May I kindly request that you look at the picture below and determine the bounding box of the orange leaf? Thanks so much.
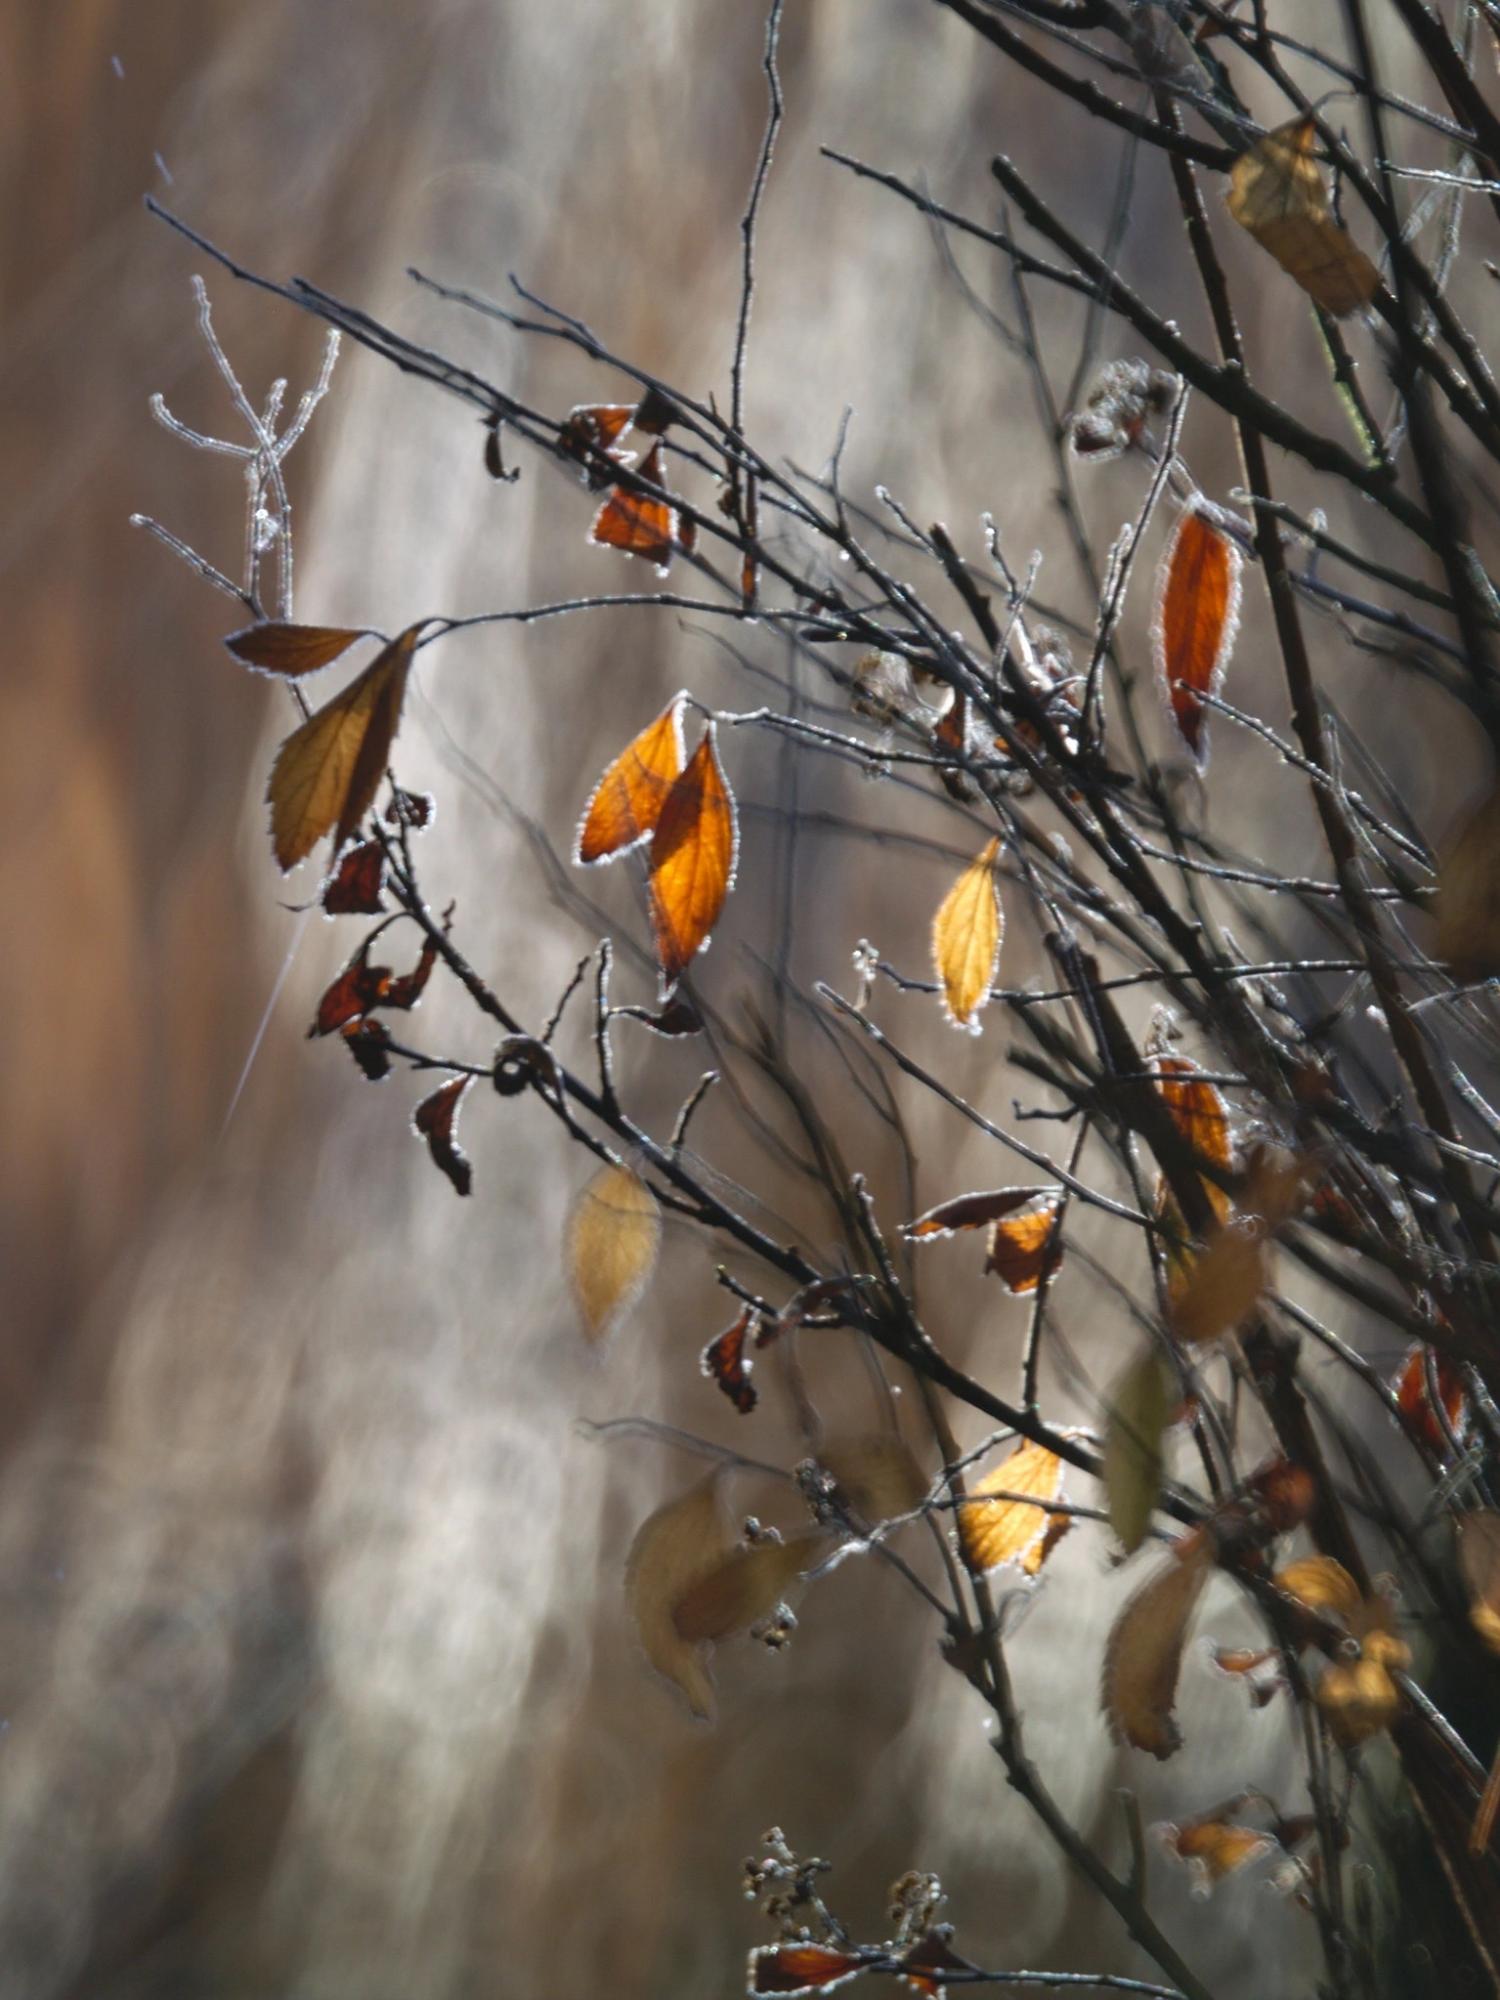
[1274,1555,1362,1622]
[932,836,1002,1031]
[648,724,738,993]
[1391,1342,1469,1455]
[574,695,685,866]
[1153,506,1241,767]
[1157,1816,1274,1893]
[985,1201,1063,1294]
[560,401,636,472]
[1102,1531,1213,1758]
[566,1161,661,1342]
[265,626,421,871]
[223,621,366,677]
[1227,118,1381,317]
[413,1076,473,1197]
[748,1943,866,1995]
[590,440,680,569]
[959,1438,1064,1573]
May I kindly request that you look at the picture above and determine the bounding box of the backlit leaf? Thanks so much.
[648,724,738,993]
[590,439,680,569]
[1157,1816,1274,1895]
[985,1201,1063,1294]
[224,621,366,677]
[321,838,387,915]
[932,836,1002,1031]
[1227,118,1380,317]
[959,1438,1064,1573]
[566,1161,661,1342]
[1152,506,1241,767]
[702,1308,759,1414]
[575,694,685,865]
[625,1475,729,1719]
[1105,1346,1174,1554]
[1275,1555,1362,1622]
[748,1943,866,1995]
[413,1076,473,1197]
[1102,1531,1213,1758]
[904,1186,1055,1240]
[266,626,421,871]
[672,1528,826,1644]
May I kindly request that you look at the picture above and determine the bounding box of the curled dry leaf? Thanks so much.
[574,694,685,865]
[1435,784,1500,980]
[559,401,636,484]
[566,1161,661,1342]
[223,621,366,677]
[1157,1817,1274,1896]
[1105,1346,1174,1554]
[625,1475,729,1719]
[1226,117,1381,317]
[748,1943,866,1995]
[648,723,738,994]
[322,838,387,915]
[958,1437,1065,1574]
[903,1185,1048,1239]
[931,837,1002,1031]
[413,1076,473,1197]
[590,439,681,569]
[1275,1554,1363,1623]
[341,1018,394,1082]
[1152,506,1241,767]
[815,1434,928,1524]
[702,1308,759,1414]
[266,625,421,871]
[1102,1531,1214,1758]
[672,1528,827,1645]
[1457,1510,1500,1654]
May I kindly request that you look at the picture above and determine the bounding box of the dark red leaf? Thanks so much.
[311,946,391,1036]
[322,840,387,915]
[384,940,438,1011]
[414,1076,473,1197]
[342,1018,394,1081]
[748,1943,865,1995]
[702,1309,758,1414]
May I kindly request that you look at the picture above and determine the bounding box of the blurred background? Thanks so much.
[1,5,1478,1996]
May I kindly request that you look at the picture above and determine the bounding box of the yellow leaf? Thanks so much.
[265,625,420,870]
[625,1476,730,1719]
[574,694,685,866]
[1102,1531,1213,1758]
[1274,1554,1362,1622]
[1315,1654,1400,1747]
[1105,1346,1173,1554]
[1226,118,1381,317]
[958,1437,1064,1573]
[932,836,1002,1031]
[648,724,738,993]
[565,1161,661,1342]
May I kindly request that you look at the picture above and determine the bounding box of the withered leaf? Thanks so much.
[672,1528,826,1644]
[574,694,685,866]
[648,724,738,994]
[815,1434,928,1524]
[625,1475,729,1719]
[590,439,680,569]
[1105,1346,1174,1554]
[932,836,1002,1031]
[985,1202,1063,1295]
[382,938,438,1011]
[1102,1531,1214,1758]
[615,995,704,1037]
[702,1308,759,1414]
[385,787,434,829]
[1227,118,1381,317]
[1435,784,1500,980]
[748,1943,866,1995]
[266,625,421,871]
[322,839,387,915]
[223,621,366,677]
[311,943,392,1036]
[958,1438,1065,1573]
[903,1186,1054,1239]
[413,1076,473,1197]
[1152,506,1241,767]
[341,1018,394,1082]
[1157,1817,1274,1894]
[566,1161,661,1342]
[560,401,636,477]
[1457,1510,1500,1655]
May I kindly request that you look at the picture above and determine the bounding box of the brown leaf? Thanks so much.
[648,724,738,993]
[702,1308,759,1414]
[560,401,636,478]
[672,1528,826,1644]
[625,1475,730,1719]
[1275,1555,1362,1622]
[1154,1054,1235,1201]
[590,440,680,569]
[322,839,387,915]
[1436,784,1500,980]
[341,1018,394,1081]
[815,1434,928,1524]
[1105,1346,1174,1554]
[748,1943,866,1995]
[311,943,392,1036]
[903,1186,1055,1239]
[931,836,1002,1031]
[1457,1510,1500,1655]
[382,938,438,1011]
[1157,1816,1274,1893]
[985,1201,1063,1294]
[958,1438,1065,1573]
[413,1076,473,1197]
[1152,506,1241,766]
[1227,118,1381,317]
[1102,1531,1214,1757]
[266,626,421,871]
[223,621,366,677]
[566,1161,661,1342]
[574,694,685,865]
